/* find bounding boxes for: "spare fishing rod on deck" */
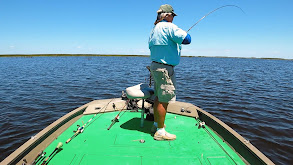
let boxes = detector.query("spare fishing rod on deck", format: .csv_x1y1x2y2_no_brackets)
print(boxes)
66,122,86,144
107,103,119,130
66,111,103,144
41,142,63,165
30,150,46,165
107,100,130,130
186,5,245,32
65,98,115,144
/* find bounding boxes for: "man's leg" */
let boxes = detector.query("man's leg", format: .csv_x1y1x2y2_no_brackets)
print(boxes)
153,97,176,141
153,97,168,128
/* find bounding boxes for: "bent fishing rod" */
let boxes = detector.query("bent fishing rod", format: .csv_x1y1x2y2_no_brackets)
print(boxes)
187,5,245,32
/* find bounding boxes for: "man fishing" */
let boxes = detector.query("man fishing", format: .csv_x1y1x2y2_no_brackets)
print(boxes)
149,4,191,141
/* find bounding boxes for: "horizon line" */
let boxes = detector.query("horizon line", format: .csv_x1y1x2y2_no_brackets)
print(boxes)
0,54,291,60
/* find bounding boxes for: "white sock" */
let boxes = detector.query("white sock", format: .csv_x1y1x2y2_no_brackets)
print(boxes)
153,122,158,127
157,127,166,135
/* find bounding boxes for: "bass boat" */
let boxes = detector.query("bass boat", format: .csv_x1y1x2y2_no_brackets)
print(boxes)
1,82,274,165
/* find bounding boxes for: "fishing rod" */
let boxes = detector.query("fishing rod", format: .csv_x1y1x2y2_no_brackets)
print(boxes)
107,103,122,130
197,118,238,164
34,152,46,165
66,123,85,144
187,5,245,32
107,100,130,130
30,150,45,165
41,142,63,165
66,108,102,143
66,98,116,143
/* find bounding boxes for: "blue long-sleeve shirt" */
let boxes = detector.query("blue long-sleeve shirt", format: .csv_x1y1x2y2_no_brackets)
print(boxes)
182,34,191,44
149,21,189,66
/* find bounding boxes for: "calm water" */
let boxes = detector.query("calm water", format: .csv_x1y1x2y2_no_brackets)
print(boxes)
0,56,292,164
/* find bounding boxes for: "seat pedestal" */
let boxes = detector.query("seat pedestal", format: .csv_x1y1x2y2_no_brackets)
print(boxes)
125,84,154,127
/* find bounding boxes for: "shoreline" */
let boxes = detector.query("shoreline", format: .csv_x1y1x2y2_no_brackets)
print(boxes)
0,54,291,60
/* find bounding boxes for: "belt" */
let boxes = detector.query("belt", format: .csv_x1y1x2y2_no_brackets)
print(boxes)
152,61,174,67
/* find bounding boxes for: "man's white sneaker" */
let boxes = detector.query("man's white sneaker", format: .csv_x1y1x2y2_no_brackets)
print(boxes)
151,124,166,133
154,130,176,141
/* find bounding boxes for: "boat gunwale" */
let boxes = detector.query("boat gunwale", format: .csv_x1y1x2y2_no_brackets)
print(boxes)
195,106,275,165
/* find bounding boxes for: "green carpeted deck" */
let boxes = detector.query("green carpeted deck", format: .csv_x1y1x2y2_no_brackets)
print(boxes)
37,110,246,164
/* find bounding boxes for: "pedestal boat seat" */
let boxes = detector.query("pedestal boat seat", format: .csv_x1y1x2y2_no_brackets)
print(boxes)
125,83,154,127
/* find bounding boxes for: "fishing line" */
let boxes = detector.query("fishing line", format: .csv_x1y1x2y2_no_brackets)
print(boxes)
187,5,245,32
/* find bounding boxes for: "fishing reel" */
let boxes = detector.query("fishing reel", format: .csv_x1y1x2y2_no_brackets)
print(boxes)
121,91,128,100
196,122,206,129
73,125,81,133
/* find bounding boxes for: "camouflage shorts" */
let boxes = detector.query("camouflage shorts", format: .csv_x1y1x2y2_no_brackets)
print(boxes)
150,62,176,103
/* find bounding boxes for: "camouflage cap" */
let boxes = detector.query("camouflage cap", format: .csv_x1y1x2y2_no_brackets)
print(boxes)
157,4,177,16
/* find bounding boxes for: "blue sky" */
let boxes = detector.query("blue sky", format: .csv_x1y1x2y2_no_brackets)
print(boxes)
0,0,292,59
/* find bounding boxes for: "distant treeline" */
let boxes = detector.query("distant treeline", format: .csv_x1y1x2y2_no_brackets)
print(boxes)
0,54,291,60
0,54,149,57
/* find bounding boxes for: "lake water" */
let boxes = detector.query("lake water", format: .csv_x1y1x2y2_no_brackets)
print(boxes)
0,56,292,164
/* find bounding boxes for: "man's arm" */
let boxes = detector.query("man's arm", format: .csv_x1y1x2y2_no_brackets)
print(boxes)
182,34,191,45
